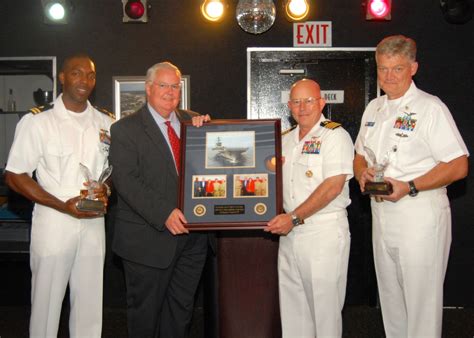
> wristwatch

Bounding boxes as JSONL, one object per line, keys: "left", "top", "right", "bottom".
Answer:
{"left": 290, "top": 211, "right": 303, "bottom": 226}
{"left": 408, "top": 180, "right": 418, "bottom": 197}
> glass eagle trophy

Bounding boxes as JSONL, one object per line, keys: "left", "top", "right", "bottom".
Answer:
{"left": 76, "top": 163, "right": 113, "bottom": 212}
{"left": 362, "top": 146, "right": 396, "bottom": 196}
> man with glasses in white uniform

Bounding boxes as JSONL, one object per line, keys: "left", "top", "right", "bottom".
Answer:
{"left": 266, "top": 78, "right": 354, "bottom": 337}
{"left": 354, "top": 35, "right": 469, "bottom": 337}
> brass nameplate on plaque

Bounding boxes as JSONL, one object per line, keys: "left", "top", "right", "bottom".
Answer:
{"left": 214, "top": 205, "right": 245, "bottom": 215}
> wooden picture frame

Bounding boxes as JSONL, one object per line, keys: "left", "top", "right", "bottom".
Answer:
{"left": 113, "top": 75, "right": 190, "bottom": 119}
{"left": 178, "top": 119, "right": 283, "bottom": 230}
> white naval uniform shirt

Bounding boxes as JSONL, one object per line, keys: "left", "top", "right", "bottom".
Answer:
{"left": 355, "top": 82, "right": 469, "bottom": 182}
{"left": 282, "top": 115, "right": 354, "bottom": 222}
{"left": 353, "top": 81, "right": 468, "bottom": 338}
{"left": 6, "top": 94, "right": 114, "bottom": 210}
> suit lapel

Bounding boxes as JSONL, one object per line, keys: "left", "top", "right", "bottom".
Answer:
{"left": 140, "top": 107, "right": 178, "bottom": 179}
{"left": 175, "top": 109, "right": 193, "bottom": 122}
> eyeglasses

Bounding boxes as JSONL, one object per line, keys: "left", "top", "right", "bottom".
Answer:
{"left": 289, "top": 97, "right": 321, "bottom": 106}
{"left": 150, "top": 81, "right": 182, "bottom": 91}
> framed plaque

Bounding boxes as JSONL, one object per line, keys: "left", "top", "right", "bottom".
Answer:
{"left": 178, "top": 119, "right": 283, "bottom": 230}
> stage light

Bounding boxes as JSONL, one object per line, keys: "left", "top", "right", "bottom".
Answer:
{"left": 366, "top": 0, "right": 392, "bottom": 20}
{"left": 440, "top": 0, "right": 472, "bottom": 24}
{"left": 285, "top": 0, "right": 310, "bottom": 21}
{"left": 201, "top": 0, "right": 226, "bottom": 22}
{"left": 41, "top": 0, "right": 69, "bottom": 24}
{"left": 122, "top": 0, "right": 149, "bottom": 23}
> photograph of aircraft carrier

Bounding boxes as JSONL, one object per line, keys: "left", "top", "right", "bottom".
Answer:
{"left": 205, "top": 131, "right": 255, "bottom": 169}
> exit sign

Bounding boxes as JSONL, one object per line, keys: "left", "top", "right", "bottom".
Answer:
{"left": 293, "top": 21, "right": 332, "bottom": 47}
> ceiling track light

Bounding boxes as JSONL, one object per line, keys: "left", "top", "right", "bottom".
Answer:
{"left": 41, "top": 0, "right": 71, "bottom": 24}
{"left": 440, "top": 0, "right": 472, "bottom": 24}
{"left": 285, "top": 0, "right": 310, "bottom": 21}
{"left": 201, "top": 0, "right": 226, "bottom": 22}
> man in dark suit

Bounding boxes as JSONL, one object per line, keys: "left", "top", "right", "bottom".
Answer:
{"left": 109, "top": 61, "right": 210, "bottom": 338}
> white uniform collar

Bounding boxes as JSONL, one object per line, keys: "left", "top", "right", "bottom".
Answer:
{"left": 293, "top": 114, "right": 326, "bottom": 143}
{"left": 51, "top": 94, "right": 97, "bottom": 134}
{"left": 377, "top": 81, "right": 419, "bottom": 114}
{"left": 52, "top": 93, "right": 93, "bottom": 122}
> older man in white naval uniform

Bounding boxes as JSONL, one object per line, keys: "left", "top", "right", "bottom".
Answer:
{"left": 354, "top": 35, "right": 469, "bottom": 338}
{"left": 266, "top": 79, "right": 354, "bottom": 337}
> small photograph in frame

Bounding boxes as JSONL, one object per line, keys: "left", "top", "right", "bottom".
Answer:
{"left": 113, "top": 75, "right": 190, "bottom": 119}
{"left": 192, "top": 175, "right": 227, "bottom": 199}
{"left": 205, "top": 131, "right": 255, "bottom": 169}
{"left": 233, "top": 174, "right": 268, "bottom": 198}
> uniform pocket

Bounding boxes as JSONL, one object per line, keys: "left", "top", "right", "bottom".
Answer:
{"left": 45, "top": 142, "right": 74, "bottom": 183}
{"left": 296, "top": 154, "right": 323, "bottom": 184}
{"left": 46, "top": 142, "right": 73, "bottom": 157}
{"left": 296, "top": 153, "right": 321, "bottom": 168}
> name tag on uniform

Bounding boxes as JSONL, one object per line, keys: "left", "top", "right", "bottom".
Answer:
{"left": 365, "top": 121, "right": 375, "bottom": 127}
{"left": 302, "top": 137, "right": 321, "bottom": 154}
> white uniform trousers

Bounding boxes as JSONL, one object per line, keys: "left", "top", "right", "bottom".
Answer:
{"left": 29, "top": 205, "right": 105, "bottom": 338}
{"left": 372, "top": 189, "right": 451, "bottom": 338}
{"left": 278, "top": 212, "right": 350, "bottom": 338}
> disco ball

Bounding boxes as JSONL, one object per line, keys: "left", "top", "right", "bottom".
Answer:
{"left": 236, "top": 0, "right": 276, "bottom": 34}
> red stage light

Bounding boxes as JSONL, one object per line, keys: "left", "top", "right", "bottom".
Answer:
{"left": 122, "top": 0, "right": 148, "bottom": 23}
{"left": 366, "top": 0, "right": 392, "bottom": 20}
{"left": 125, "top": 1, "right": 144, "bottom": 19}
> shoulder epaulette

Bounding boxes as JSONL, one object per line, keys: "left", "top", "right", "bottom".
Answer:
{"left": 282, "top": 125, "right": 297, "bottom": 136}
{"left": 94, "top": 106, "right": 116, "bottom": 120}
{"left": 320, "top": 120, "right": 341, "bottom": 130}
{"left": 29, "top": 103, "right": 53, "bottom": 115}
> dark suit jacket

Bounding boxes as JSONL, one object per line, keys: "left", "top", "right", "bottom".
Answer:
{"left": 109, "top": 105, "right": 198, "bottom": 268}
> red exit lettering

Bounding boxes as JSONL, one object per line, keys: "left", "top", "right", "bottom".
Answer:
{"left": 294, "top": 22, "right": 332, "bottom": 47}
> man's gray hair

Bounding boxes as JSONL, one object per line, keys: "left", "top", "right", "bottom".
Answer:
{"left": 145, "top": 62, "right": 182, "bottom": 83}
{"left": 376, "top": 35, "right": 417, "bottom": 61}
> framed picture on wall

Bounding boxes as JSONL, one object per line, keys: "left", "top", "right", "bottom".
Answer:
{"left": 178, "top": 119, "right": 283, "bottom": 230}
{"left": 112, "top": 75, "right": 191, "bottom": 119}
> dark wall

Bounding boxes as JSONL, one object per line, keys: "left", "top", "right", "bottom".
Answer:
{"left": 1, "top": 1, "right": 473, "bottom": 306}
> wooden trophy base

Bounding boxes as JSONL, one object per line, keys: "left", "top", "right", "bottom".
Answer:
{"left": 363, "top": 181, "right": 393, "bottom": 196}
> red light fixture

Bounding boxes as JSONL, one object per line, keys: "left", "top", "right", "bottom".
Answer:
{"left": 122, "top": 0, "right": 149, "bottom": 23}
{"left": 366, "top": 0, "right": 392, "bottom": 20}
{"left": 126, "top": 1, "right": 144, "bottom": 19}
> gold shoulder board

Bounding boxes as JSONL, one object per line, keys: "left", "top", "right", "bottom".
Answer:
{"left": 282, "top": 125, "right": 297, "bottom": 136}
{"left": 320, "top": 120, "right": 341, "bottom": 130}
{"left": 29, "top": 103, "right": 53, "bottom": 115}
{"left": 94, "top": 106, "right": 116, "bottom": 120}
